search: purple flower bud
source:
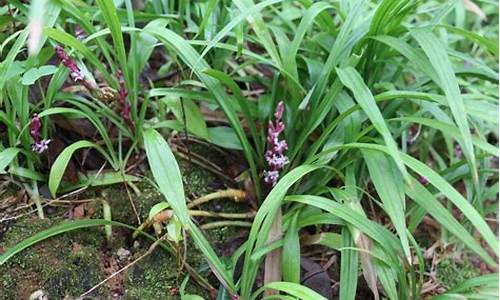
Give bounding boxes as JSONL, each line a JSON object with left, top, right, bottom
{"left": 30, "top": 114, "right": 41, "bottom": 142}
{"left": 274, "top": 101, "right": 284, "bottom": 120}
{"left": 32, "top": 139, "right": 51, "bottom": 154}
{"left": 418, "top": 175, "right": 429, "bottom": 185}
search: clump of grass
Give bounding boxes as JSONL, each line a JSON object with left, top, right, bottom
{"left": 0, "top": 0, "right": 498, "bottom": 299}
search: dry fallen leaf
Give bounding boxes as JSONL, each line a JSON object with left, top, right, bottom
{"left": 72, "top": 204, "right": 86, "bottom": 219}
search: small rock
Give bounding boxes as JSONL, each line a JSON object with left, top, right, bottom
{"left": 29, "top": 289, "right": 49, "bottom": 300}
{"left": 117, "top": 247, "right": 131, "bottom": 261}
{"left": 133, "top": 240, "right": 140, "bottom": 249}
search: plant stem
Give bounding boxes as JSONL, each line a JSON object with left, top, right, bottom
{"left": 187, "top": 189, "right": 247, "bottom": 208}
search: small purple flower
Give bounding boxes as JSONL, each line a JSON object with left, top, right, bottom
{"left": 263, "top": 101, "right": 289, "bottom": 187}
{"left": 266, "top": 153, "right": 289, "bottom": 170}
{"left": 75, "top": 25, "right": 86, "bottom": 40}
{"left": 55, "top": 46, "right": 83, "bottom": 81}
{"left": 263, "top": 170, "right": 279, "bottom": 186}
{"left": 32, "top": 139, "right": 51, "bottom": 154}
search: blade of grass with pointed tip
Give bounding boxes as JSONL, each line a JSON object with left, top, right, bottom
{"left": 49, "top": 140, "right": 113, "bottom": 197}
{"left": 410, "top": 27, "right": 478, "bottom": 185}
{"left": 315, "top": 142, "right": 499, "bottom": 260}
{"left": 143, "top": 128, "right": 235, "bottom": 292}
{"left": 337, "top": 66, "right": 410, "bottom": 184}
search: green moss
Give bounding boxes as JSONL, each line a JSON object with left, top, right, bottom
{"left": 437, "top": 256, "right": 481, "bottom": 289}
{"left": 0, "top": 217, "right": 107, "bottom": 299}
{"left": 123, "top": 240, "right": 210, "bottom": 300}
{"left": 0, "top": 155, "right": 242, "bottom": 299}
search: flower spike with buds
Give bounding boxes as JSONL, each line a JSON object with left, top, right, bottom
{"left": 55, "top": 45, "right": 93, "bottom": 90}
{"left": 117, "top": 69, "right": 134, "bottom": 130}
{"left": 263, "top": 101, "right": 289, "bottom": 187}
{"left": 30, "top": 114, "right": 51, "bottom": 154}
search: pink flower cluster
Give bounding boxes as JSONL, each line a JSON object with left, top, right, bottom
{"left": 55, "top": 46, "right": 93, "bottom": 90}
{"left": 30, "top": 114, "right": 51, "bottom": 153}
{"left": 263, "top": 101, "right": 289, "bottom": 187}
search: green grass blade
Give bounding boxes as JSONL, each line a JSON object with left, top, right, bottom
{"left": 405, "top": 178, "right": 496, "bottom": 266}
{"left": 362, "top": 149, "right": 411, "bottom": 261}
{"left": 282, "top": 212, "right": 300, "bottom": 283}
{"left": 337, "top": 66, "right": 410, "bottom": 184}
{"left": 48, "top": 140, "right": 113, "bottom": 197}
{"left": 143, "top": 128, "right": 236, "bottom": 292}
{"left": 0, "top": 148, "right": 21, "bottom": 173}
{"left": 339, "top": 227, "right": 358, "bottom": 300}
{"left": 438, "top": 24, "right": 499, "bottom": 56}
{"left": 0, "top": 219, "right": 171, "bottom": 265}
{"left": 144, "top": 23, "right": 261, "bottom": 199}
{"left": 252, "top": 282, "right": 328, "bottom": 300}
{"left": 240, "top": 165, "right": 321, "bottom": 298}
{"left": 95, "top": 0, "right": 129, "bottom": 89}
{"left": 410, "top": 27, "right": 478, "bottom": 184}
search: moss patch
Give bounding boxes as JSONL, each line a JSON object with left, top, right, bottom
{"left": 437, "top": 256, "right": 481, "bottom": 289}
{"left": 0, "top": 155, "right": 245, "bottom": 299}
{"left": 0, "top": 217, "right": 107, "bottom": 299}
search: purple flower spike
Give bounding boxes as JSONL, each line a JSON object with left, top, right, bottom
{"left": 55, "top": 45, "right": 93, "bottom": 90}
{"left": 117, "top": 69, "right": 134, "bottom": 130}
{"left": 55, "top": 46, "right": 84, "bottom": 82}
{"left": 30, "top": 114, "right": 50, "bottom": 154}
{"left": 30, "top": 114, "right": 41, "bottom": 142}
{"left": 263, "top": 101, "right": 289, "bottom": 187}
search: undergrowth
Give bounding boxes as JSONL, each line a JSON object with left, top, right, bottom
{"left": 0, "top": 0, "right": 498, "bottom": 299}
